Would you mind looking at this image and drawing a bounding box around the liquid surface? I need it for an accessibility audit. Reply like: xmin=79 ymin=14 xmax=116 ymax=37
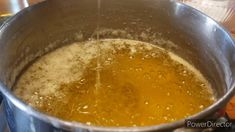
xmin=14 ymin=39 xmax=215 ymax=127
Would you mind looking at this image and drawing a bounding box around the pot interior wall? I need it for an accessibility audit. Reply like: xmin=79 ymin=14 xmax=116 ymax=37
xmin=0 ymin=0 xmax=234 ymax=103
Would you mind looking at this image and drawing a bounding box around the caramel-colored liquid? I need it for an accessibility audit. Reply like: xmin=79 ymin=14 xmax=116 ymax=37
xmin=14 ymin=39 xmax=215 ymax=127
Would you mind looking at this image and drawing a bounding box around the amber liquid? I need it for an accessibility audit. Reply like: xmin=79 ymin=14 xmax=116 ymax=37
xmin=14 ymin=39 xmax=215 ymax=127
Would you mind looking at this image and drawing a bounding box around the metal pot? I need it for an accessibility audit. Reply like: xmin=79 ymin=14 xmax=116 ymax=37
xmin=0 ymin=0 xmax=235 ymax=131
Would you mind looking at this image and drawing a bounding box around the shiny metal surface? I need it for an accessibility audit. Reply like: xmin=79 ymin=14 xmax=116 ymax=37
xmin=0 ymin=0 xmax=29 ymax=16
xmin=179 ymin=0 xmax=235 ymax=34
xmin=0 ymin=0 xmax=235 ymax=131
xmin=0 ymin=0 xmax=45 ymax=16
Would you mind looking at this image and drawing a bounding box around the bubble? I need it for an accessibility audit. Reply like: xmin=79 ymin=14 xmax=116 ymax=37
xmin=186 ymin=90 xmax=192 ymax=96
xmin=200 ymin=83 xmax=206 ymax=87
xmin=131 ymin=22 xmax=137 ymax=25
xmin=156 ymin=104 xmax=160 ymax=109
xmin=79 ymin=79 xmax=86 ymax=85
xmin=163 ymin=116 xmax=168 ymax=120
xmin=144 ymin=101 xmax=149 ymax=105
xmin=120 ymin=69 xmax=125 ymax=72
xmin=144 ymin=54 xmax=150 ymax=59
xmin=135 ymin=67 xmax=143 ymax=72
xmin=110 ymin=119 xmax=114 ymax=123
xmin=184 ymin=114 xmax=190 ymax=118
xmin=166 ymin=107 xmax=170 ymax=110
xmin=144 ymin=73 xmax=151 ymax=79
xmin=129 ymin=56 xmax=134 ymax=59
xmin=104 ymin=60 xmax=111 ymax=65
xmin=148 ymin=116 xmax=154 ymax=120
xmin=183 ymin=70 xmax=187 ymax=73
xmin=158 ymin=74 xmax=163 ymax=79
xmin=151 ymin=52 xmax=157 ymax=57
xmin=182 ymin=70 xmax=187 ymax=76
xmin=199 ymin=105 xmax=204 ymax=109
xmin=139 ymin=47 xmax=144 ymax=50
xmin=83 ymin=105 xmax=89 ymax=109
xmin=107 ymin=57 xmax=112 ymax=61
xmin=86 ymin=122 xmax=91 ymax=125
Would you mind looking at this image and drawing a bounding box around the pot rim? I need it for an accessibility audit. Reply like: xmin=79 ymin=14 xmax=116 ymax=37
xmin=0 ymin=0 xmax=235 ymax=131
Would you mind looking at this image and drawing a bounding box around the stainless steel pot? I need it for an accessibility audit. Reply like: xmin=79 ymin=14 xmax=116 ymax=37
xmin=0 ymin=0 xmax=235 ymax=131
